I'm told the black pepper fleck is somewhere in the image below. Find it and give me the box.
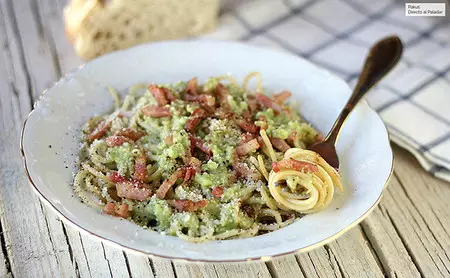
[48,145,52,148]
[65,166,68,169]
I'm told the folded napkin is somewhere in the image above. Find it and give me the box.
[200,0,450,181]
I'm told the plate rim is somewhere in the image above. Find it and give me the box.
[20,40,394,262]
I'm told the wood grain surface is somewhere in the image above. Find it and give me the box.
[0,0,448,277]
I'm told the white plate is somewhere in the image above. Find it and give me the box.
[21,41,393,262]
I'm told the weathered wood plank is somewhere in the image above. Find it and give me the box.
[102,243,132,278]
[296,247,343,278]
[41,205,78,277]
[8,0,58,96]
[151,258,176,278]
[213,262,272,278]
[173,262,218,278]
[0,0,66,276]
[266,256,305,278]
[361,206,421,277]
[326,226,384,278]
[123,252,155,278]
[378,146,450,277]
[295,227,384,277]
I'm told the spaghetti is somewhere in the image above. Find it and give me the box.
[73,73,343,242]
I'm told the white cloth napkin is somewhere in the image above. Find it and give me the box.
[200,0,450,181]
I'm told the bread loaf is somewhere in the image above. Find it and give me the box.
[64,0,219,60]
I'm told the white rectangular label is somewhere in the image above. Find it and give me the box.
[405,3,446,16]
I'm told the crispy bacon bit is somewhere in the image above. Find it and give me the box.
[216,83,229,106]
[186,77,198,95]
[141,105,172,117]
[214,108,234,120]
[181,166,197,186]
[148,84,168,106]
[247,95,259,113]
[168,199,207,212]
[185,108,206,132]
[116,181,153,201]
[211,186,224,198]
[235,138,260,156]
[105,136,131,147]
[240,132,255,144]
[256,136,265,148]
[115,203,129,218]
[269,137,291,152]
[189,135,213,157]
[233,162,261,181]
[287,131,297,146]
[109,171,128,183]
[163,88,177,102]
[134,155,147,182]
[164,135,174,145]
[273,90,292,104]
[87,120,111,142]
[115,128,145,141]
[156,168,186,199]
[237,119,260,134]
[184,93,215,107]
[272,158,318,173]
[103,203,116,215]
[242,110,252,121]
[255,93,284,113]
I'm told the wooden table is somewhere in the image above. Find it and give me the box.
[1,1,449,277]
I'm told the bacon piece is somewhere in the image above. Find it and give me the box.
[103,203,116,216]
[116,181,153,201]
[235,138,260,156]
[211,186,224,198]
[109,171,128,183]
[270,137,291,152]
[233,162,261,181]
[287,131,297,146]
[184,93,215,107]
[87,120,111,142]
[272,158,318,173]
[105,135,131,147]
[180,166,197,187]
[186,77,198,95]
[185,108,206,132]
[156,168,186,199]
[189,135,213,157]
[256,136,265,148]
[167,199,207,212]
[214,108,234,120]
[255,93,284,113]
[273,90,292,104]
[240,132,255,144]
[115,128,145,141]
[115,203,129,218]
[133,155,147,182]
[247,95,259,113]
[163,88,177,102]
[242,110,252,121]
[216,83,229,106]
[237,119,260,134]
[148,84,168,106]
[141,105,172,117]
